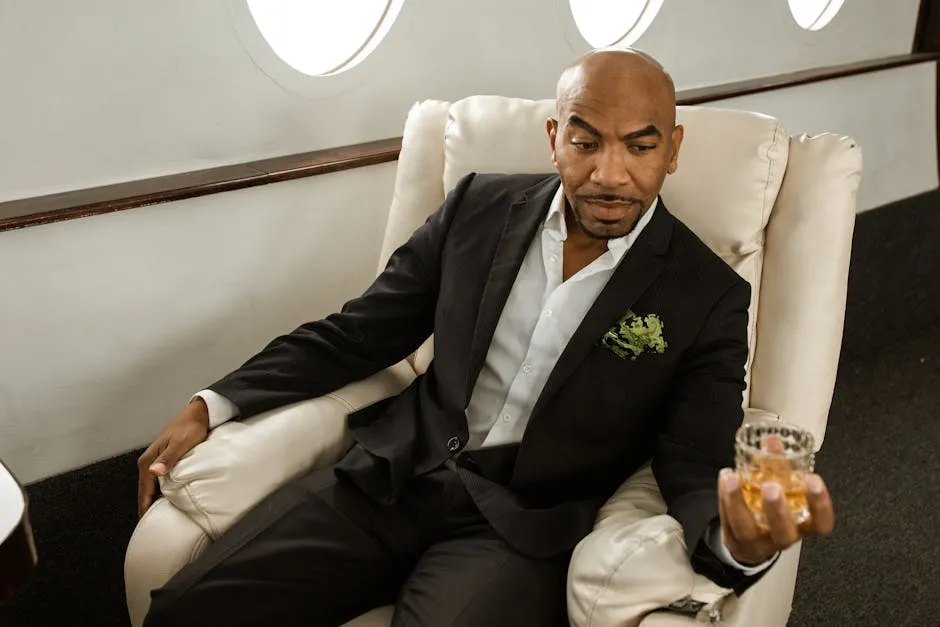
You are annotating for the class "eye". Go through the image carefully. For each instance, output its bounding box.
[629,144,655,154]
[572,141,597,151]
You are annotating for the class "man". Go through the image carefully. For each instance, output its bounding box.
[139,49,835,626]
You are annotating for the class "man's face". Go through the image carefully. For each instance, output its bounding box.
[547,72,683,240]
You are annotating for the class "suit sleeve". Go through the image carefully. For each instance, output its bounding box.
[207,173,476,420]
[651,279,765,592]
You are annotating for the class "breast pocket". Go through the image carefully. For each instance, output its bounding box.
[587,344,674,411]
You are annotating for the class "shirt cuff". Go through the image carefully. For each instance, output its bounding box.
[191,389,239,429]
[704,520,776,576]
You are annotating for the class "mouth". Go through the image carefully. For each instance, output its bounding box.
[582,198,638,222]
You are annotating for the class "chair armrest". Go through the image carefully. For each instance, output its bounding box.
[636,544,801,627]
[158,361,416,540]
[567,408,783,627]
[749,133,861,448]
[124,498,212,627]
[568,465,710,627]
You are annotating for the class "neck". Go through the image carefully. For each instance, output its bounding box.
[562,206,609,281]
[563,205,610,256]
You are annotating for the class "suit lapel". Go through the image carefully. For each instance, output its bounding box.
[528,202,675,419]
[465,176,560,401]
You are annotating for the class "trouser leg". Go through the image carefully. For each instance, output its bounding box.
[144,466,421,627]
[392,468,571,627]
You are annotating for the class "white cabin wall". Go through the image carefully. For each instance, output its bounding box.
[713,63,939,211]
[0,165,397,482]
[0,0,934,481]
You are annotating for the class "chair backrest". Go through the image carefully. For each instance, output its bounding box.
[379,96,861,448]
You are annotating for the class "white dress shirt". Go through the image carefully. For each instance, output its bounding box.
[194,184,769,574]
[465,186,656,449]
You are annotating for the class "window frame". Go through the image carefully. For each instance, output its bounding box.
[566,0,664,49]
[244,0,402,77]
[787,0,846,32]
[229,0,407,98]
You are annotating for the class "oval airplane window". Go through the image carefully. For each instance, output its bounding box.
[787,0,845,31]
[568,0,665,48]
[246,0,406,76]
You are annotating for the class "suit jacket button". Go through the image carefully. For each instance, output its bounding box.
[446,437,461,452]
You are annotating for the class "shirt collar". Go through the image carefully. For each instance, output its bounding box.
[544,184,659,260]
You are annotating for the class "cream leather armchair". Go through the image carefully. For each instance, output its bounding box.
[125,97,861,626]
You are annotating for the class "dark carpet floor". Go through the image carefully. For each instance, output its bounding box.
[788,321,940,627]
[1,321,937,626]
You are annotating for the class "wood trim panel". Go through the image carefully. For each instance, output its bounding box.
[0,164,267,232]
[2,53,938,233]
[914,0,935,52]
[912,0,940,181]
[0,139,400,232]
[676,52,939,104]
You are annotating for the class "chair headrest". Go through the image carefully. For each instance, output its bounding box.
[442,96,790,258]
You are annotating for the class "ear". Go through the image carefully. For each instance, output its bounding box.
[547,118,559,170]
[667,124,684,175]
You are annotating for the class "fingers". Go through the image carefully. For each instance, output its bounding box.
[137,441,162,518]
[137,469,153,519]
[760,434,785,455]
[152,440,186,476]
[136,435,180,518]
[718,469,776,563]
[757,435,790,484]
[720,457,837,566]
[719,469,760,541]
[762,474,835,549]
[801,474,835,536]
[760,482,800,548]
[135,414,209,517]
[717,469,733,536]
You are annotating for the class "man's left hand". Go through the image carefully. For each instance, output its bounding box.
[717,468,835,566]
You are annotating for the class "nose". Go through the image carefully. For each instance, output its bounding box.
[590,145,632,190]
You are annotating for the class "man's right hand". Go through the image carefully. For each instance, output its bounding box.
[137,399,210,518]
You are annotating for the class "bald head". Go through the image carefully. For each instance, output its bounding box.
[556,49,676,126]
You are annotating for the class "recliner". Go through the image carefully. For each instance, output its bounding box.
[125,97,861,626]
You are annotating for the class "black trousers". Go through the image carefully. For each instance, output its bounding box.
[143,459,570,627]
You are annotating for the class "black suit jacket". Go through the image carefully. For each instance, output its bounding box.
[210,173,757,590]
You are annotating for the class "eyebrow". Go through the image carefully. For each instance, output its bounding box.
[568,116,663,142]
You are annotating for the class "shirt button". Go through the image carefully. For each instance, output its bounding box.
[544,309,553,318]
[502,413,512,422]
[550,255,558,262]
[446,437,460,452]
[522,364,532,374]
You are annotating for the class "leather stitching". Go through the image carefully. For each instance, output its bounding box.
[325,392,356,413]
[183,482,218,540]
[745,248,763,379]
[758,123,784,249]
[188,532,210,563]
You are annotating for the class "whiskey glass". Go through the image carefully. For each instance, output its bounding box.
[734,421,816,526]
